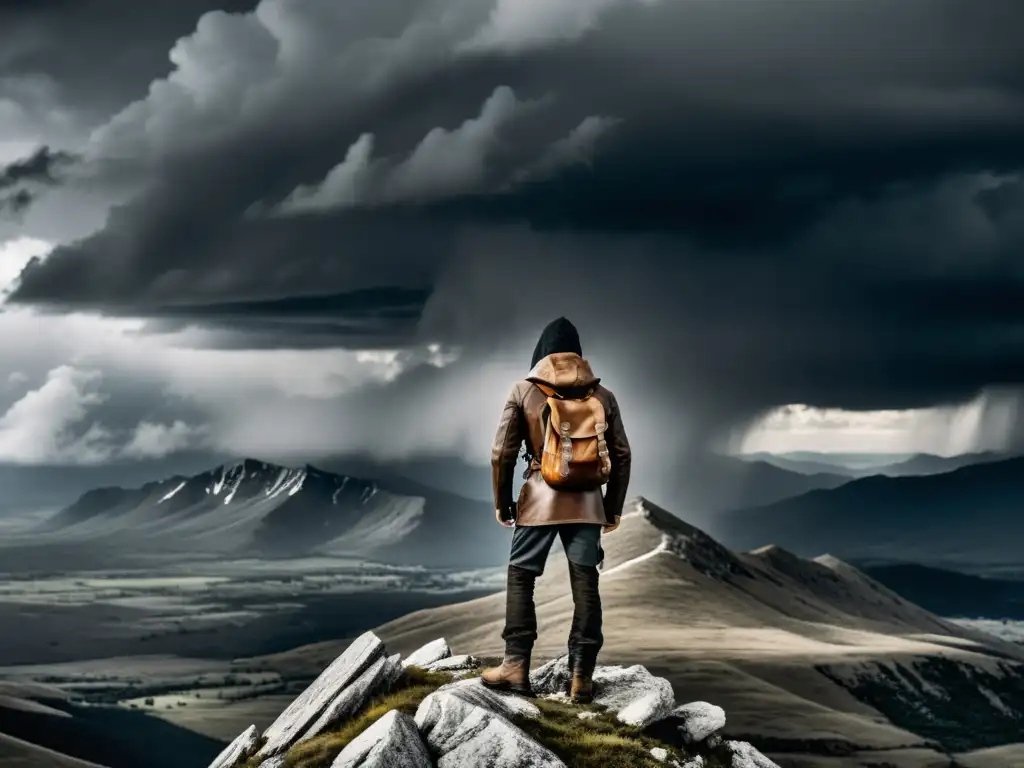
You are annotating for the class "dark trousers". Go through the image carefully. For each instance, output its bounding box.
[502,524,604,669]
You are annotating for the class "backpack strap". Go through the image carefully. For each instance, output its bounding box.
[535,382,562,399]
[534,382,594,401]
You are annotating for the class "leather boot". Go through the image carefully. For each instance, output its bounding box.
[481,653,533,696]
[569,652,595,704]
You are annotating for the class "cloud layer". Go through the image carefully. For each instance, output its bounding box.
[2,0,1024,471]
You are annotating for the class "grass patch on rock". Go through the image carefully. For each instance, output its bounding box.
[517,697,723,768]
[244,667,453,768]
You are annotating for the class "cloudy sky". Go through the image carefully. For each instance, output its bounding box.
[2,0,1024,486]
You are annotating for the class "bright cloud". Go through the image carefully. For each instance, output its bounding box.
[0,366,113,465]
[121,420,209,460]
[736,390,1024,456]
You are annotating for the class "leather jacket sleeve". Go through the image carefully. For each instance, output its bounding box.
[491,383,525,518]
[602,390,632,524]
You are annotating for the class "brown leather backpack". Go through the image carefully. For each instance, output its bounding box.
[535,383,612,491]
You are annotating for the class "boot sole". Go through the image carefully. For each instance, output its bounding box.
[481,678,535,697]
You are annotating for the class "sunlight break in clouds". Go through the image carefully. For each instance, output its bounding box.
[737,390,1024,456]
[460,0,662,52]
[0,236,50,296]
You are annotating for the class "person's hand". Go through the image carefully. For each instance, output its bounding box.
[602,515,621,534]
[495,502,516,527]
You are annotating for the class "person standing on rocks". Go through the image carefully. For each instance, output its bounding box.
[482,316,632,703]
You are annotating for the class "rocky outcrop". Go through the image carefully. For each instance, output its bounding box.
[208,724,259,768]
[225,632,780,768]
[331,710,431,768]
[255,631,385,759]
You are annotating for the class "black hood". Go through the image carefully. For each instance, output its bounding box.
[531,317,583,369]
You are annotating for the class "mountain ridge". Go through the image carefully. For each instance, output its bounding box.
[250,496,1024,766]
[712,456,1024,572]
[29,457,507,568]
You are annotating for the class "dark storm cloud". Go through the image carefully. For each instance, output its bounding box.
[0,146,77,189]
[7,0,1024,447]
[0,189,34,217]
[0,146,78,217]
[0,0,259,117]
[138,286,431,349]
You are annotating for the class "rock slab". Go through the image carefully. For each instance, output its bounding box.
[402,638,452,669]
[426,654,480,672]
[531,656,676,727]
[416,687,563,768]
[726,740,781,768]
[300,655,391,743]
[207,724,259,768]
[330,710,432,768]
[382,653,403,690]
[674,701,726,743]
[256,630,385,758]
[436,677,540,720]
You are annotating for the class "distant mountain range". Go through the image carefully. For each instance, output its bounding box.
[741,450,1009,478]
[30,458,508,568]
[713,456,1024,572]
[329,452,856,513]
[654,454,851,514]
[0,452,229,517]
[858,562,1024,620]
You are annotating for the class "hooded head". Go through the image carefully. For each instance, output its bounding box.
[530,317,583,369]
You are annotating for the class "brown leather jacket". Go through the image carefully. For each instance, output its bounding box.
[491,352,632,527]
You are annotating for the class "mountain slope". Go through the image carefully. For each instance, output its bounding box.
[251,498,1024,767]
[661,454,851,512]
[856,562,1024,620]
[0,733,108,768]
[712,457,1024,571]
[30,459,505,568]
[0,681,222,768]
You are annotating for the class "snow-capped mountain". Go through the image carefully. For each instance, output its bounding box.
[35,459,506,567]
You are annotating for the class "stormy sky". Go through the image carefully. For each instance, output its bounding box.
[2,0,1024,489]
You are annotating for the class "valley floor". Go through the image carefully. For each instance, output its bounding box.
[0,550,504,768]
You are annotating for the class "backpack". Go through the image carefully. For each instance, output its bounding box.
[534,383,612,491]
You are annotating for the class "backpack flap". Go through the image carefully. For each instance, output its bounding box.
[540,395,611,490]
